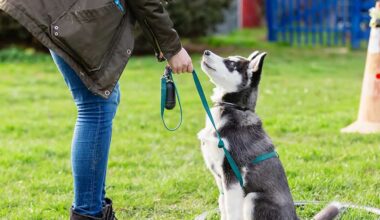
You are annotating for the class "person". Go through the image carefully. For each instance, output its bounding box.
[1,0,193,219]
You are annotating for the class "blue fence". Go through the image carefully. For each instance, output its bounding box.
[266,0,374,48]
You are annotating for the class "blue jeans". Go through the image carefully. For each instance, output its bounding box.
[50,51,121,217]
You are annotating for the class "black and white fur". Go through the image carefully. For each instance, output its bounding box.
[198,50,298,220]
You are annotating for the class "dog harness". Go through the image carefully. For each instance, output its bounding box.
[161,68,279,187]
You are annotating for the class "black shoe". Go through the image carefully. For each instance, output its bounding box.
[70,208,103,220]
[70,198,117,220]
[102,198,117,220]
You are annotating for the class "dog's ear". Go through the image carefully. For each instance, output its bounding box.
[248,52,267,73]
[248,51,260,61]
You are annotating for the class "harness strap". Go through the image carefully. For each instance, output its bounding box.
[160,70,183,131]
[252,151,279,165]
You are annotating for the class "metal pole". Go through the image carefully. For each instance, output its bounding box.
[266,0,277,41]
[350,0,361,49]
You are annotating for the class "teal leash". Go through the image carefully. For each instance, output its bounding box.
[114,0,125,12]
[191,70,244,187]
[161,68,279,188]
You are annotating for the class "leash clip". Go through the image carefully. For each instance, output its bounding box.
[162,66,172,81]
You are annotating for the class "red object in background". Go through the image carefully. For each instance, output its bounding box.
[376,73,380,79]
[241,0,262,27]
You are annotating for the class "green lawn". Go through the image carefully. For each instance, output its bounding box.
[0,30,379,219]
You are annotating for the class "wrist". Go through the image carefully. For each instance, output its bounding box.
[165,44,183,62]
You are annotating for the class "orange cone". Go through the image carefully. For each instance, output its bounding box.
[342,1,380,134]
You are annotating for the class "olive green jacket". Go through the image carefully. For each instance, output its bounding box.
[0,0,182,98]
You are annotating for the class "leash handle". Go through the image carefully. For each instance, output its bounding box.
[160,68,183,131]
[192,70,244,187]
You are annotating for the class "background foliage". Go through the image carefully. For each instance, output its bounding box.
[0,11,36,49]
[165,0,232,37]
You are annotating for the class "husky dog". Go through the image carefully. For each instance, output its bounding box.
[197,50,299,220]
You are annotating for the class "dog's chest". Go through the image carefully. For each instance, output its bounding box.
[197,108,226,176]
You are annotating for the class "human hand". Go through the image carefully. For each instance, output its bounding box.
[168,47,193,74]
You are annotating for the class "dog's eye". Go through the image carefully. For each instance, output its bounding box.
[225,61,236,68]
[224,60,238,71]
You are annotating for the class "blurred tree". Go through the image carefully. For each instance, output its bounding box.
[0,11,26,39]
[0,11,45,50]
[0,0,232,52]
[135,0,232,54]
[166,0,232,37]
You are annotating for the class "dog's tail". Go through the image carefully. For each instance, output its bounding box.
[312,202,342,220]
[310,201,380,220]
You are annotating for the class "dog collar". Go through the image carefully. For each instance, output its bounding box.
[215,102,251,111]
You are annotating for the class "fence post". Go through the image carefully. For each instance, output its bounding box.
[266,0,277,41]
[350,0,361,49]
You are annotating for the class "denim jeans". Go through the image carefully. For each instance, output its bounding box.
[50,51,120,217]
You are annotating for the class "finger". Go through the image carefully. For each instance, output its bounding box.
[187,62,193,73]
[184,64,190,73]
[173,66,179,74]
[182,64,188,73]
[177,65,183,74]
[176,66,182,74]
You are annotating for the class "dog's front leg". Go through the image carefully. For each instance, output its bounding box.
[212,174,227,220]
[223,183,244,220]
[219,193,227,220]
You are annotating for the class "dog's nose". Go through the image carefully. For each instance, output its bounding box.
[204,50,211,56]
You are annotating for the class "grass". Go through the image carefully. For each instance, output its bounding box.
[0,29,379,219]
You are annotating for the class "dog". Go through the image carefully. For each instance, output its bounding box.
[197,50,299,220]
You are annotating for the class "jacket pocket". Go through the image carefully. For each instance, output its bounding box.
[51,1,125,72]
